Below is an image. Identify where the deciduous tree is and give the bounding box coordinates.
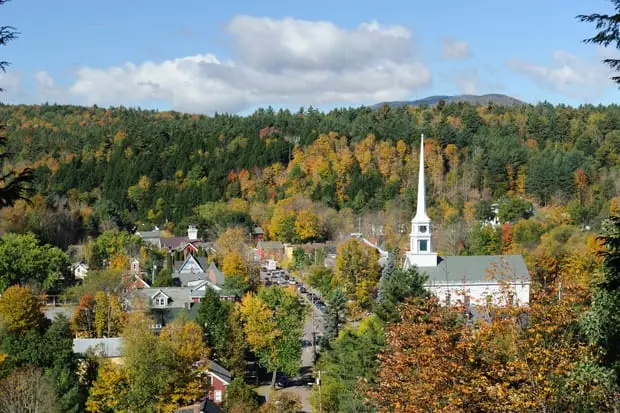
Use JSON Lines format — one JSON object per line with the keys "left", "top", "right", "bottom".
{"left": 0, "top": 285, "right": 43, "bottom": 334}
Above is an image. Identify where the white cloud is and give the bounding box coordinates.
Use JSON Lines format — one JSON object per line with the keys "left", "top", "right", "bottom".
{"left": 508, "top": 50, "right": 613, "bottom": 99}
{"left": 0, "top": 70, "right": 21, "bottom": 99}
{"left": 442, "top": 39, "right": 471, "bottom": 59}
{"left": 38, "top": 17, "right": 431, "bottom": 113}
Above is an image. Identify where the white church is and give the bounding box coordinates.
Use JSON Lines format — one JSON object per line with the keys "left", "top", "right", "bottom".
{"left": 403, "top": 135, "right": 531, "bottom": 307}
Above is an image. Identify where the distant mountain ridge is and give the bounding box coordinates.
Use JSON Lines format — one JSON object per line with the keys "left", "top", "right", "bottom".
{"left": 371, "top": 94, "right": 525, "bottom": 109}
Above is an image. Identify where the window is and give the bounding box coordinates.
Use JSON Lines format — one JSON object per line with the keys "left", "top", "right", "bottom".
{"left": 214, "top": 390, "right": 222, "bottom": 403}
{"left": 418, "top": 239, "right": 428, "bottom": 252}
{"left": 419, "top": 225, "right": 427, "bottom": 234}
{"left": 154, "top": 296, "right": 167, "bottom": 307}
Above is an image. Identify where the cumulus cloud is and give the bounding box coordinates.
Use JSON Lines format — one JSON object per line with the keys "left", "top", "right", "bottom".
{"left": 508, "top": 50, "right": 613, "bottom": 99}
{"left": 442, "top": 38, "right": 471, "bottom": 59}
{"left": 39, "top": 16, "right": 431, "bottom": 113}
{"left": 0, "top": 70, "right": 21, "bottom": 98}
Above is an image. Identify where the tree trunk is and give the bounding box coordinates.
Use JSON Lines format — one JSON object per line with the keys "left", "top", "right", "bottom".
{"left": 271, "top": 368, "right": 278, "bottom": 389}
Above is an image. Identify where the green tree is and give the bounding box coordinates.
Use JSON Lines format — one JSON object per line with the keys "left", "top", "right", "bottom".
{"left": 0, "top": 1, "right": 33, "bottom": 208}
{"left": 334, "top": 239, "right": 381, "bottom": 304}
{"left": 474, "top": 199, "right": 495, "bottom": 222}
{"left": 578, "top": 0, "right": 620, "bottom": 84}
{"left": 240, "top": 287, "right": 305, "bottom": 388}
{"left": 223, "top": 377, "right": 259, "bottom": 413}
{"left": 0, "top": 314, "right": 87, "bottom": 412}
{"left": 0, "top": 233, "right": 70, "bottom": 292}
{"left": 311, "top": 315, "right": 385, "bottom": 413}
{"left": 374, "top": 267, "right": 429, "bottom": 323}
{"left": 468, "top": 223, "right": 502, "bottom": 255}
{"left": 497, "top": 197, "right": 533, "bottom": 223}
{"left": 583, "top": 216, "right": 620, "bottom": 381}
{"left": 196, "top": 287, "right": 231, "bottom": 356}
{"left": 323, "top": 288, "right": 347, "bottom": 342}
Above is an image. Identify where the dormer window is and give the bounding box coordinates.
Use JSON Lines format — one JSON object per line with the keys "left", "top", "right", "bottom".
{"left": 154, "top": 296, "right": 167, "bottom": 307}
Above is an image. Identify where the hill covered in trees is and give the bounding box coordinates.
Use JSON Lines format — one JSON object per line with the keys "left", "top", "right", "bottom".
{"left": 0, "top": 101, "right": 618, "bottom": 250}
{"left": 371, "top": 93, "right": 525, "bottom": 109}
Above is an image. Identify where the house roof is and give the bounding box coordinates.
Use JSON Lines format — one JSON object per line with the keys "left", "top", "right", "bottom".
{"left": 252, "top": 226, "right": 265, "bottom": 235}
{"left": 414, "top": 255, "right": 530, "bottom": 285}
{"left": 199, "top": 398, "right": 225, "bottom": 413}
{"left": 207, "top": 359, "right": 233, "bottom": 384}
{"left": 161, "top": 236, "right": 192, "bottom": 249}
{"left": 134, "top": 287, "right": 193, "bottom": 308}
{"left": 206, "top": 262, "right": 225, "bottom": 286}
{"left": 257, "top": 240, "right": 283, "bottom": 250}
{"left": 137, "top": 230, "right": 162, "bottom": 239}
{"left": 73, "top": 338, "right": 122, "bottom": 358}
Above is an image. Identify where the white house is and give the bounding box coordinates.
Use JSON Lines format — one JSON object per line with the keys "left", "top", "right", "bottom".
{"left": 73, "top": 262, "right": 89, "bottom": 280}
{"left": 403, "top": 134, "right": 531, "bottom": 307}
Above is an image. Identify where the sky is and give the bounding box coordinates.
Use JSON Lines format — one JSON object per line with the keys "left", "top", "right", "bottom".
{"left": 0, "top": 0, "right": 618, "bottom": 114}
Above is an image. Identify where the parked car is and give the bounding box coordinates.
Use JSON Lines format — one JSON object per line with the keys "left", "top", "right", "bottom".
{"left": 275, "top": 374, "right": 290, "bottom": 389}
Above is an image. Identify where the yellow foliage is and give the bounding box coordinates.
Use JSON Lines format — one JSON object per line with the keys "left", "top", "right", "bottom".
{"left": 0, "top": 285, "right": 42, "bottom": 334}
{"left": 294, "top": 209, "right": 325, "bottom": 242}
{"left": 223, "top": 251, "right": 249, "bottom": 277}
{"left": 109, "top": 254, "right": 129, "bottom": 271}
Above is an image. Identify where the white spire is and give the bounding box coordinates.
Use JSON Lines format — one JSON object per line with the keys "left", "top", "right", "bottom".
{"left": 413, "top": 134, "right": 429, "bottom": 222}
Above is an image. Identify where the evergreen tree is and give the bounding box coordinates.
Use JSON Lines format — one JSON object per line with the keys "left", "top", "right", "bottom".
{"left": 578, "top": 0, "right": 620, "bottom": 84}
{"left": 583, "top": 216, "right": 620, "bottom": 382}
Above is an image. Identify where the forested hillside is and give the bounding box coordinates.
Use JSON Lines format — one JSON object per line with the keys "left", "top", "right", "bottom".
{"left": 0, "top": 102, "right": 618, "bottom": 250}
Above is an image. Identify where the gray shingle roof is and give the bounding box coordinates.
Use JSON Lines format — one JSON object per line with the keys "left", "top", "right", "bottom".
{"left": 137, "top": 231, "right": 161, "bottom": 239}
{"left": 134, "top": 287, "right": 192, "bottom": 308}
{"left": 207, "top": 359, "right": 233, "bottom": 384}
{"left": 416, "top": 255, "right": 530, "bottom": 285}
{"left": 73, "top": 338, "right": 122, "bottom": 358}
{"left": 257, "top": 240, "right": 283, "bottom": 250}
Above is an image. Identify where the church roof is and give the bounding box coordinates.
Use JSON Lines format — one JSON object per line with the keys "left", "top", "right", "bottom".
{"left": 413, "top": 254, "right": 530, "bottom": 285}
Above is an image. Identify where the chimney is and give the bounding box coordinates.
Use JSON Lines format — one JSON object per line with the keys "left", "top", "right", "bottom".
{"left": 188, "top": 225, "right": 198, "bottom": 241}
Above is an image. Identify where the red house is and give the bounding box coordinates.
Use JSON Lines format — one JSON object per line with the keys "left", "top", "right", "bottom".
{"left": 256, "top": 240, "right": 284, "bottom": 263}
{"left": 205, "top": 360, "right": 233, "bottom": 405}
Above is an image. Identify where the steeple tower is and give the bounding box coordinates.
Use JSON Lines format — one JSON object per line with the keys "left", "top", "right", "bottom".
{"left": 405, "top": 134, "right": 437, "bottom": 268}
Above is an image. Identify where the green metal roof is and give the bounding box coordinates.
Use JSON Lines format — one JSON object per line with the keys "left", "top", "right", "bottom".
{"left": 417, "top": 255, "right": 530, "bottom": 285}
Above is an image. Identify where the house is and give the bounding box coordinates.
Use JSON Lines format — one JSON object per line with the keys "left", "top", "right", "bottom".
{"left": 73, "top": 262, "right": 89, "bottom": 280}
{"left": 256, "top": 240, "right": 284, "bottom": 263}
{"left": 172, "top": 256, "right": 225, "bottom": 288}
{"left": 173, "top": 254, "right": 210, "bottom": 286}
{"left": 130, "top": 257, "right": 141, "bottom": 274}
{"left": 124, "top": 272, "right": 150, "bottom": 290}
{"left": 251, "top": 226, "right": 265, "bottom": 242}
{"left": 175, "top": 399, "right": 224, "bottom": 413}
{"left": 136, "top": 228, "right": 163, "bottom": 249}
{"left": 205, "top": 360, "right": 233, "bottom": 405}
{"left": 403, "top": 134, "right": 531, "bottom": 307}
{"left": 73, "top": 338, "right": 123, "bottom": 364}
{"left": 132, "top": 281, "right": 235, "bottom": 328}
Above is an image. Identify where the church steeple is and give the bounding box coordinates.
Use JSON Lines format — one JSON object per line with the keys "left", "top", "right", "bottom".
{"left": 404, "top": 134, "right": 438, "bottom": 268}
{"left": 413, "top": 134, "right": 429, "bottom": 222}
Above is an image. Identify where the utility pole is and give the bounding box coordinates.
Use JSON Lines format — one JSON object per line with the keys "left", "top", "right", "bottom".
{"left": 311, "top": 304, "right": 316, "bottom": 363}
{"left": 317, "top": 370, "right": 323, "bottom": 413}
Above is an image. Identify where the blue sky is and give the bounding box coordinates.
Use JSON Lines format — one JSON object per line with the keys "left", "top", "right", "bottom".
{"left": 1, "top": 0, "right": 618, "bottom": 113}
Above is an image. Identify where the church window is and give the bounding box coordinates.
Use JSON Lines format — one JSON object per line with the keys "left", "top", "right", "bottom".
{"left": 419, "top": 225, "right": 427, "bottom": 233}
{"left": 418, "top": 239, "right": 428, "bottom": 252}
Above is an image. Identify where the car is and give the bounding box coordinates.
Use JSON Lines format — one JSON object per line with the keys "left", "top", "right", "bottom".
{"left": 275, "top": 374, "right": 290, "bottom": 389}
{"left": 298, "top": 286, "right": 307, "bottom": 294}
